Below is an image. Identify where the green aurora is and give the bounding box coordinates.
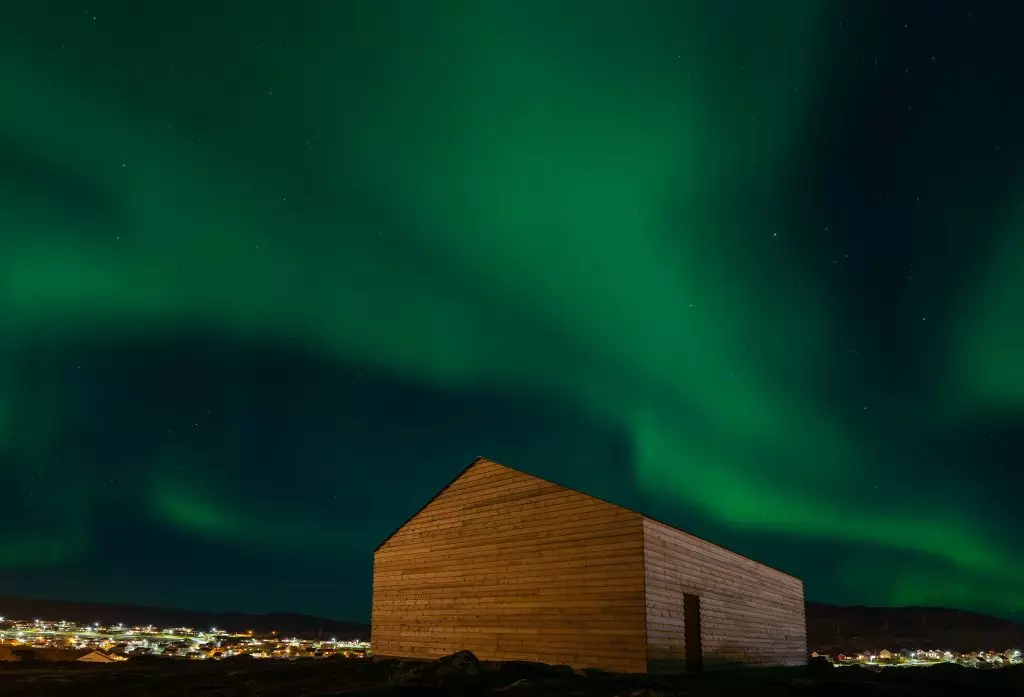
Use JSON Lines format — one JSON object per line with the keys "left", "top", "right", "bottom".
{"left": 0, "top": 1, "right": 1021, "bottom": 620}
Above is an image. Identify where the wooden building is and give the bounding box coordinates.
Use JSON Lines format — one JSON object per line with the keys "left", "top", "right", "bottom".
{"left": 372, "top": 457, "right": 806, "bottom": 673}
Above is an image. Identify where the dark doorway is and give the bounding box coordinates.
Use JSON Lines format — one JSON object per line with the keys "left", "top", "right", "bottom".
{"left": 683, "top": 593, "right": 703, "bottom": 673}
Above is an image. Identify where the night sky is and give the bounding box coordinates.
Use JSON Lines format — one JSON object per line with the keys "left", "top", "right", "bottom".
{"left": 1, "top": 1, "right": 1022, "bottom": 624}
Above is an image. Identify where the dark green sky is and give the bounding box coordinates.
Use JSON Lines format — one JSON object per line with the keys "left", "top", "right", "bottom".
{"left": 1, "top": 0, "right": 1022, "bottom": 623}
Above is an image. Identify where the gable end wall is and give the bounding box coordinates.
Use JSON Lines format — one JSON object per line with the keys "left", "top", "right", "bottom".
{"left": 372, "top": 459, "right": 647, "bottom": 672}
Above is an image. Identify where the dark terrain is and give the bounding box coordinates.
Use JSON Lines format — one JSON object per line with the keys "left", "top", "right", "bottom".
{"left": 0, "top": 651, "right": 1022, "bottom": 696}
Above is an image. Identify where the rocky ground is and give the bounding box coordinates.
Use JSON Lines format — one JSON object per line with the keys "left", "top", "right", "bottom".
{"left": 0, "top": 652, "right": 1022, "bottom": 696}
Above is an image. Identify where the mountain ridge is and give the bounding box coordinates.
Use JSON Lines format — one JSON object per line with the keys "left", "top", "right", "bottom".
{"left": 0, "top": 596, "right": 367, "bottom": 639}
{"left": 806, "top": 600, "right": 1024, "bottom": 652}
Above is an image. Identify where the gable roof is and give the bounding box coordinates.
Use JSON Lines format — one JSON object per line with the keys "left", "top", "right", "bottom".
{"left": 373, "top": 455, "right": 800, "bottom": 582}
{"left": 374, "top": 457, "right": 484, "bottom": 553}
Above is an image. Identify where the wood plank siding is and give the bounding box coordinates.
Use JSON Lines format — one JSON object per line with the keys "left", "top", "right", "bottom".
{"left": 643, "top": 518, "right": 807, "bottom": 672}
{"left": 372, "top": 458, "right": 648, "bottom": 673}
{"left": 372, "top": 457, "right": 807, "bottom": 674}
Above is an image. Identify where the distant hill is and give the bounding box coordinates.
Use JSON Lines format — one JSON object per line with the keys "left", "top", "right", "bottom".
{"left": 806, "top": 601, "right": 1024, "bottom": 653}
{"left": 0, "top": 596, "right": 368, "bottom": 640}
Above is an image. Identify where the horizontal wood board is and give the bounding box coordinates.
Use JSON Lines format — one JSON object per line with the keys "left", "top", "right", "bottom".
{"left": 643, "top": 518, "right": 807, "bottom": 672}
{"left": 372, "top": 458, "right": 647, "bottom": 673}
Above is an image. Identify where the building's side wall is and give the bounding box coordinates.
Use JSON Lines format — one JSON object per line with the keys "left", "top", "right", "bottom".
{"left": 643, "top": 518, "right": 806, "bottom": 672}
{"left": 372, "top": 459, "right": 647, "bottom": 673}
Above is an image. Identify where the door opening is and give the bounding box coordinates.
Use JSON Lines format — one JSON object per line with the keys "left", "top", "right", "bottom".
{"left": 683, "top": 593, "right": 703, "bottom": 673}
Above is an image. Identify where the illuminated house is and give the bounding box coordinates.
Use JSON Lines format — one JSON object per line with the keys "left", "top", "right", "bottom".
{"left": 77, "top": 650, "right": 119, "bottom": 663}
{"left": 372, "top": 457, "right": 807, "bottom": 674}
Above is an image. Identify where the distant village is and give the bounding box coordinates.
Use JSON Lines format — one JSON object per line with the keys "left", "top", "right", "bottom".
{"left": 0, "top": 616, "right": 369, "bottom": 663}
{"left": 813, "top": 647, "right": 1023, "bottom": 669}
{"left": 2, "top": 614, "right": 1021, "bottom": 671}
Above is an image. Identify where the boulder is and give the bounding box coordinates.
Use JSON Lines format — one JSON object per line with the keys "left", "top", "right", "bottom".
{"left": 622, "top": 689, "right": 677, "bottom": 697}
{"left": 358, "top": 657, "right": 430, "bottom": 683}
{"left": 806, "top": 655, "right": 834, "bottom": 677}
{"left": 434, "top": 650, "right": 481, "bottom": 687}
{"left": 495, "top": 677, "right": 575, "bottom": 694}
{"left": 482, "top": 660, "right": 575, "bottom": 687}
{"left": 494, "top": 678, "right": 533, "bottom": 692}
